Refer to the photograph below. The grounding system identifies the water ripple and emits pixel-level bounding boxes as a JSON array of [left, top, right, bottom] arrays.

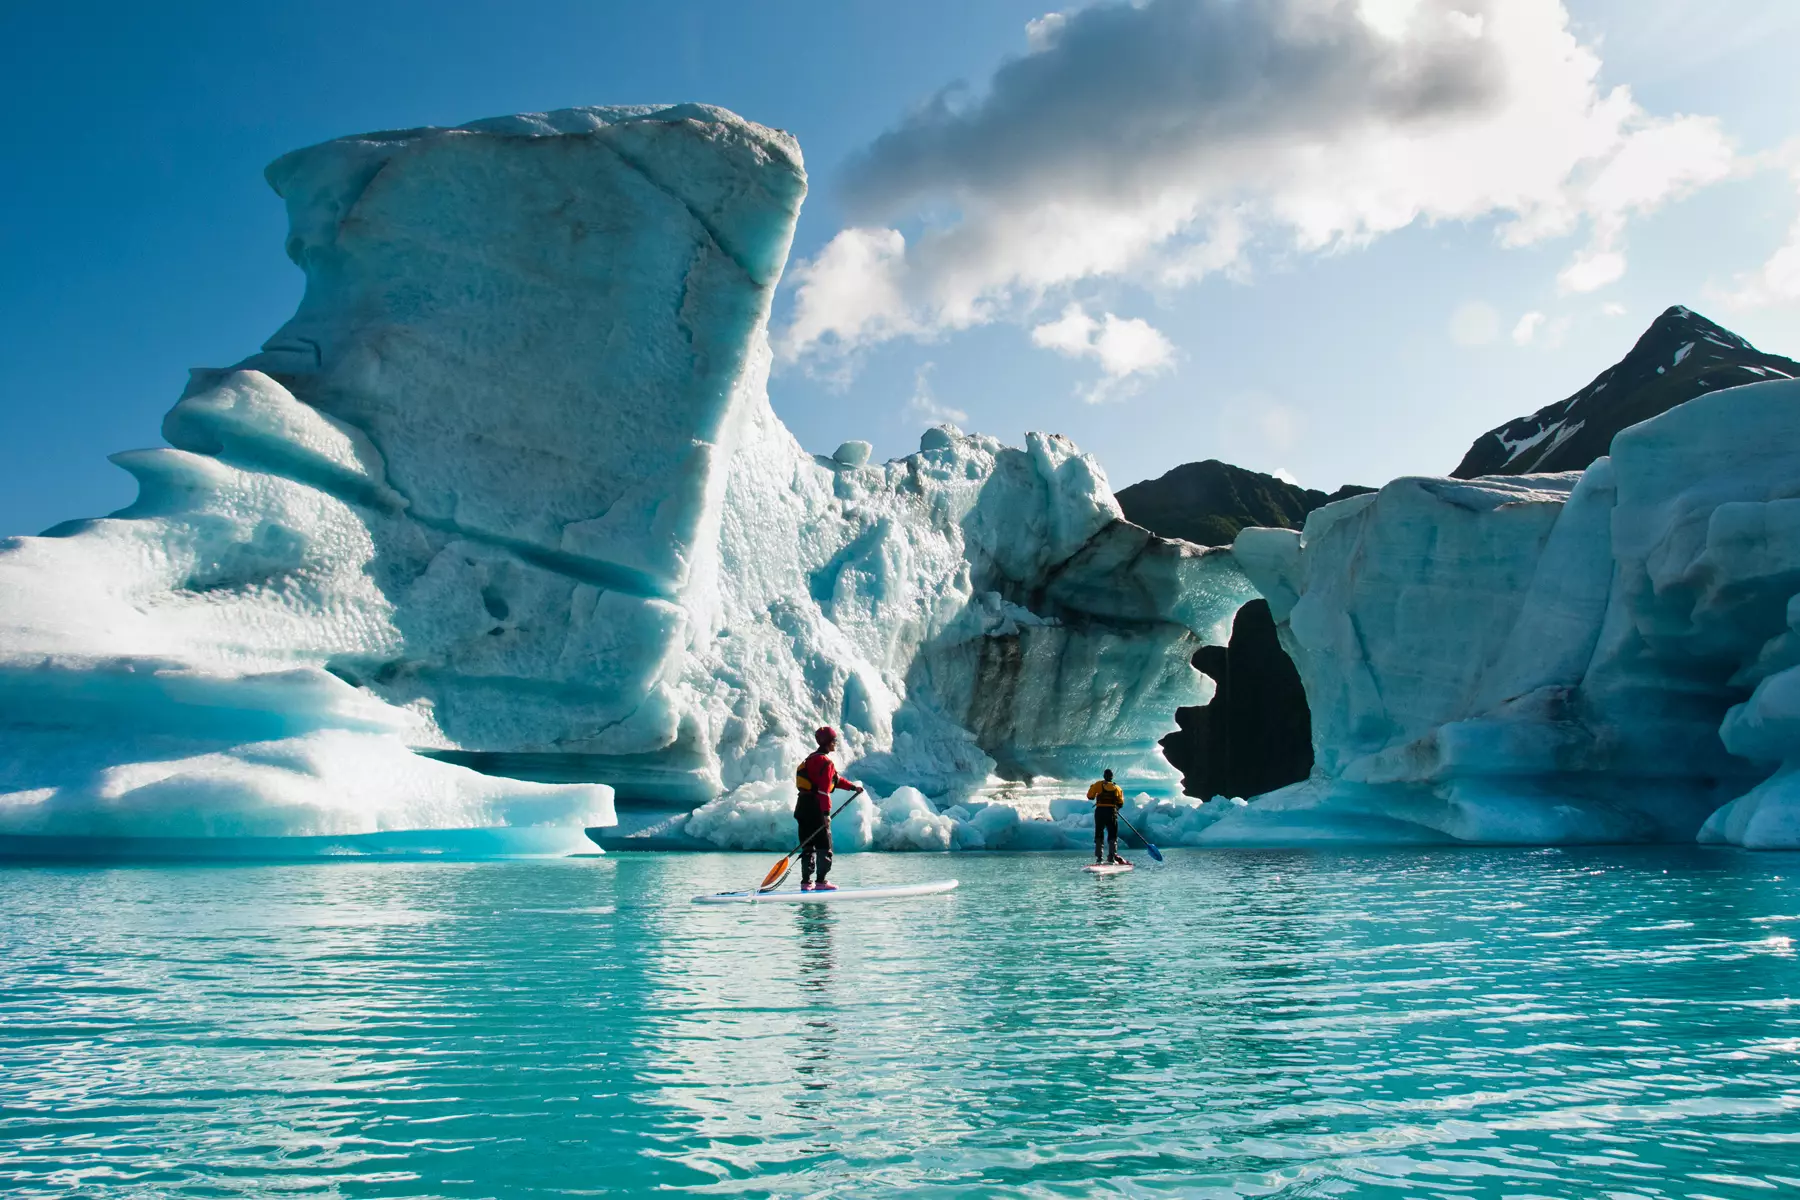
[[1, 848, 1798, 1196]]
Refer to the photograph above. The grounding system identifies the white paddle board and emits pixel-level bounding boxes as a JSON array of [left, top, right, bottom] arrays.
[[694, 879, 959, 905], [1083, 862, 1134, 874]]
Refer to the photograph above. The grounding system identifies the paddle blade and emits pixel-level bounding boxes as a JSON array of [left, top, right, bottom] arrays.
[[759, 855, 793, 893], [1146, 843, 1164, 862]]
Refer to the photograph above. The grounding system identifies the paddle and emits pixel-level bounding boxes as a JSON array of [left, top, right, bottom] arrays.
[[759, 786, 864, 893], [1116, 808, 1164, 863]]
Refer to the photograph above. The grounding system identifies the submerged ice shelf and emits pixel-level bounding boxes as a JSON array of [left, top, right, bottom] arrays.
[[0, 104, 1253, 856]]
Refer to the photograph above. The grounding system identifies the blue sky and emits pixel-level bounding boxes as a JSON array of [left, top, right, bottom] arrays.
[[2, 1, 1797, 536]]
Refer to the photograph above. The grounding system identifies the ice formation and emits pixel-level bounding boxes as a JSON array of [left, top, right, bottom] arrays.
[[664, 780, 1246, 854], [0, 105, 1253, 856], [1223, 379, 1800, 849]]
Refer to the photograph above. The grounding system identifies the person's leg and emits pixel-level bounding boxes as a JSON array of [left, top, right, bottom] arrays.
[[816, 818, 834, 885], [1105, 810, 1120, 861], [797, 808, 819, 885], [1094, 813, 1105, 862]]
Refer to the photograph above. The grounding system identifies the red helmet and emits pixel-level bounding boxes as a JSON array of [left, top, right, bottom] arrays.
[[814, 726, 838, 747]]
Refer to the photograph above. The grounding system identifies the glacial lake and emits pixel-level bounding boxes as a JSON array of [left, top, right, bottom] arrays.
[[3, 847, 1798, 1197]]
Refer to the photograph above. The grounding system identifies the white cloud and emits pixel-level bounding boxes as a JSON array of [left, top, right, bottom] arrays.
[[1449, 301, 1501, 347], [778, 227, 920, 368], [1733, 221, 1800, 306], [1024, 11, 1067, 51], [781, 0, 1740, 368], [1714, 157, 1800, 309], [905, 362, 969, 426], [1272, 467, 1301, 486], [1601, 301, 1627, 317], [1029, 304, 1176, 402], [1512, 309, 1574, 347], [1558, 247, 1627, 294], [1552, 114, 1736, 293]]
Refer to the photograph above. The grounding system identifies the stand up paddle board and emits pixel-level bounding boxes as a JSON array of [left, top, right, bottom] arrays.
[[1083, 862, 1134, 874], [694, 879, 959, 905]]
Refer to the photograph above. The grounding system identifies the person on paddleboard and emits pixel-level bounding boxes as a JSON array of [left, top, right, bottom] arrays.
[[1086, 769, 1130, 865], [795, 726, 862, 892]]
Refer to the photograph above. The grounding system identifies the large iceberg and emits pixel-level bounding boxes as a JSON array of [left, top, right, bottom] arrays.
[[1224, 379, 1800, 848], [0, 105, 1253, 857]]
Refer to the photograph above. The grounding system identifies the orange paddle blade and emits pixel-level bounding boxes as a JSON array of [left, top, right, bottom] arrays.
[[759, 855, 792, 892]]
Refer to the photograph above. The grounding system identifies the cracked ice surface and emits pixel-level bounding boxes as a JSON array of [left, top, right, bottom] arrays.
[[0, 105, 1254, 854]]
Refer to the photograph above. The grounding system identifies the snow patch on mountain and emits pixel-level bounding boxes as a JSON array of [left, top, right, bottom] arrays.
[[1454, 306, 1800, 478]]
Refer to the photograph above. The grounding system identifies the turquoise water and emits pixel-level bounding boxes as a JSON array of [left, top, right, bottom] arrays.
[[3, 849, 1799, 1197]]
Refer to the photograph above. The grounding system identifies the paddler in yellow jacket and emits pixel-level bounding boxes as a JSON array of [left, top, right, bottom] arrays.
[[1086, 769, 1129, 865]]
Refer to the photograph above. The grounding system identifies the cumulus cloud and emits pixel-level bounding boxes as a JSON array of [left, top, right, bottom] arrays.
[[1731, 225, 1800, 306], [1714, 155, 1800, 309], [1554, 113, 1735, 293], [1512, 311, 1546, 344], [1030, 304, 1176, 402], [780, 0, 1738, 369], [905, 362, 969, 425], [1557, 247, 1627, 294]]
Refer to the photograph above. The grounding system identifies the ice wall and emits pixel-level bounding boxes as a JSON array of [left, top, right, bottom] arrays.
[[693, 414, 1255, 807], [1223, 379, 1800, 848], [0, 105, 1250, 855]]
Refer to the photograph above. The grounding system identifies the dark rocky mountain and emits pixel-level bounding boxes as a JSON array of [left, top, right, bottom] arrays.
[[1129, 306, 1798, 800], [1116, 459, 1370, 546], [1453, 306, 1800, 478], [1118, 462, 1370, 799]]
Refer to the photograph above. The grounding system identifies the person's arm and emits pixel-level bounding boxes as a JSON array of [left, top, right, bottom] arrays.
[[832, 771, 862, 792], [1087, 781, 1101, 800]]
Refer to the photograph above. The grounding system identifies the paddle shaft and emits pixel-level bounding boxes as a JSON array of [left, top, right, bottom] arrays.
[[1098, 802, 1163, 861], [760, 786, 863, 891], [1116, 810, 1163, 861]]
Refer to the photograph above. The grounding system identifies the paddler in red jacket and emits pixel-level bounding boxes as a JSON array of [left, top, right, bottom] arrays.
[[794, 726, 862, 892]]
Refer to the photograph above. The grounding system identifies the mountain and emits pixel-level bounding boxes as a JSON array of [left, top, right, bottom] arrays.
[[1117, 460, 1370, 800], [1116, 459, 1370, 547], [1453, 306, 1800, 478]]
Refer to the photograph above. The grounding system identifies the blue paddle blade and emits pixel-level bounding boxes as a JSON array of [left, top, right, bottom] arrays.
[[1146, 843, 1164, 862]]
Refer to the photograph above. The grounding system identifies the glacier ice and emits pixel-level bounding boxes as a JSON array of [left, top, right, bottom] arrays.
[[0, 104, 1254, 856], [1223, 379, 1800, 848], [29, 97, 1798, 857], [671, 780, 1244, 854]]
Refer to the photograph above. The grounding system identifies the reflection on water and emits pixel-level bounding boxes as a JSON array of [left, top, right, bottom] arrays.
[[1, 847, 1798, 1197], [793, 905, 837, 1103]]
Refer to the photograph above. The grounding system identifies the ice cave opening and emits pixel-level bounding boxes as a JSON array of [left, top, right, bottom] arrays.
[[1161, 598, 1313, 801]]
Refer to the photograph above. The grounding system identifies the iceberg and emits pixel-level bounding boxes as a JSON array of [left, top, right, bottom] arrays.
[[1223, 379, 1800, 848], [0, 105, 1253, 857], [665, 780, 1244, 854]]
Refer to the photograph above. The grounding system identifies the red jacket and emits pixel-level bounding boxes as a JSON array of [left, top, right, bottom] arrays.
[[795, 750, 856, 815]]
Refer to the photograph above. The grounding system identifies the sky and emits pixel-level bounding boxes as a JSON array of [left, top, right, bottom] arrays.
[[1, 0, 1798, 536]]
